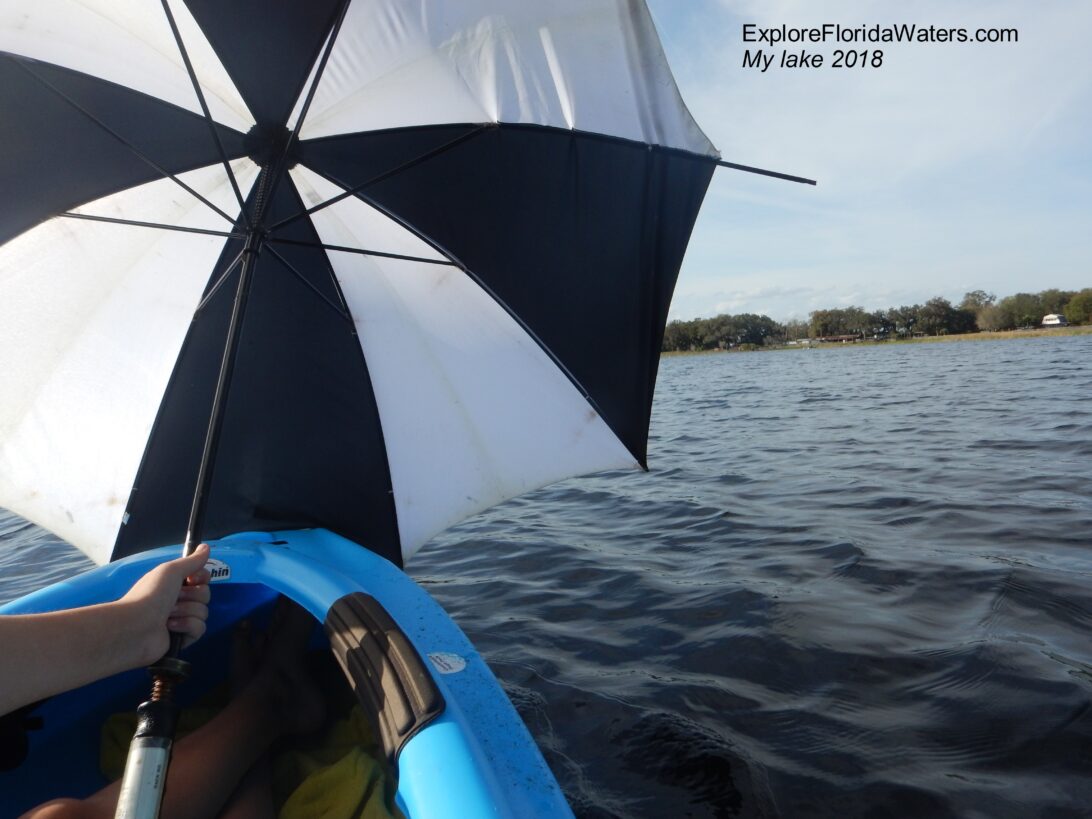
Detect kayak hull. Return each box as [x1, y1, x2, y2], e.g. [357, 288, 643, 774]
[0, 529, 573, 819]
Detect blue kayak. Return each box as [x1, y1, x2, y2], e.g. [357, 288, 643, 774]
[0, 529, 574, 819]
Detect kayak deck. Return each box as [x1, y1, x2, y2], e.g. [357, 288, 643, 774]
[0, 529, 574, 818]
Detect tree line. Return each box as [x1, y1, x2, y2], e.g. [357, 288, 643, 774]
[662, 287, 1092, 352]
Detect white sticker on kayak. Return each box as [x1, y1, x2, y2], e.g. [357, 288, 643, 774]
[205, 558, 231, 582]
[428, 652, 467, 674]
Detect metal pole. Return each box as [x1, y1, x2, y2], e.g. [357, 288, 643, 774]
[183, 223, 266, 559]
[114, 167, 271, 819]
[715, 158, 817, 186]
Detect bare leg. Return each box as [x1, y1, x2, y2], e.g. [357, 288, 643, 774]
[217, 619, 276, 819]
[22, 601, 324, 819]
[216, 759, 275, 819]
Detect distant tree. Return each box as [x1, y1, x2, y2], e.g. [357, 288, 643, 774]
[699, 314, 729, 349]
[661, 312, 785, 351]
[959, 290, 996, 312]
[782, 319, 809, 340]
[914, 297, 976, 335]
[848, 307, 870, 335]
[918, 298, 953, 335]
[1038, 288, 1075, 315]
[997, 293, 1043, 328]
[662, 320, 697, 351]
[731, 313, 780, 346]
[976, 304, 1009, 331]
[866, 310, 894, 337]
[953, 308, 977, 333]
[808, 309, 833, 338]
[1063, 289, 1092, 325]
[917, 299, 943, 334]
[809, 306, 869, 338]
[887, 304, 920, 337]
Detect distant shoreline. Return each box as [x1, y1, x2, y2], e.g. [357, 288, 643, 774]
[660, 325, 1092, 357]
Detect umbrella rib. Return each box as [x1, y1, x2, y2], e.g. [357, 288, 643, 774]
[12, 58, 238, 226]
[59, 211, 245, 239]
[267, 125, 491, 233]
[262, 0, 352, 219]
[286, 0, 350, 146]
[268, 237, 455, 266]
[264, 244, 351, 321]
[193, 246, 247, 316]
[159, 0, 251, 227]
[716, 159, 816, 186]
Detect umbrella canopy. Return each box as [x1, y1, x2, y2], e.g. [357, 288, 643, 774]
[0, 0, 718, 568]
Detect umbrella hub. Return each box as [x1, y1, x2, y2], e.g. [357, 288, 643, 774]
[245, 122, 298, 170]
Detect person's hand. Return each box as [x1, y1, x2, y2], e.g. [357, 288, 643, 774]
[119, 544, 212, 665]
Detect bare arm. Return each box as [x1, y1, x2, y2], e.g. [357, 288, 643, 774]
[0, 544, 211, 717]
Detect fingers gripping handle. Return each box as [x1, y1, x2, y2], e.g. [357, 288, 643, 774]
[164, 535, 200, 659]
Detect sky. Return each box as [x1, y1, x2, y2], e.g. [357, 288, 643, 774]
[645, 0, 1092, 322]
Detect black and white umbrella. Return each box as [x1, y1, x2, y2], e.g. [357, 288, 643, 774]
[0, 0, 796, 569]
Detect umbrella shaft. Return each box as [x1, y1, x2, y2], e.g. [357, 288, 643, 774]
[120, 168, 269, 819]
[184, 169, 272, 554]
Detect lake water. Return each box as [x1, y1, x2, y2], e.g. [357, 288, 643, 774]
[3, 335, 1091, 818]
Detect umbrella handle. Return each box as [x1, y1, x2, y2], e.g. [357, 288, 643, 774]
[164, 535, 198, 659]
[114, 547, 195, 819]
[113, 657, 188, 819]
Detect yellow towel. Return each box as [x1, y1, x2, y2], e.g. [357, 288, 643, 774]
[271, 706, 401, 819]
